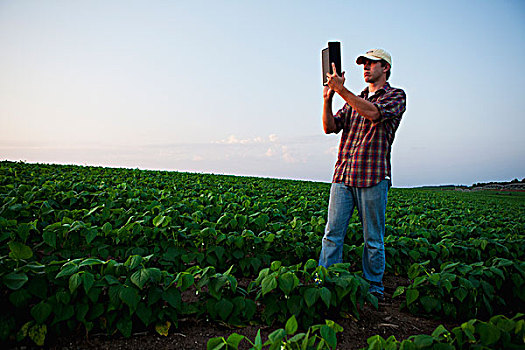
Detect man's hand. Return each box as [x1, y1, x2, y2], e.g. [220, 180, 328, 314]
[326, 62, 345, 93]
[323, 85, 335, 101]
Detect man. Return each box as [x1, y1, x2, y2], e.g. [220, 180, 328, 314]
[319, 48, 406, 301]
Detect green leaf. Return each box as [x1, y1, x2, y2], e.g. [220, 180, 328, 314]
[85, 229, 97, 244]
[454, 287, 468, 302]
[226, 333, 244, 348]
[76, 302, 89, 322]
[305, 259, 317, 270]
[320, 287, 331, 308]
[9, 289, 31, 307]
[69, 273, 82, 293]
[40, 201, 54, 216]
[136, 302, 153, 326]
[304, 287, 319, 308]
[116, 316, 132, 337]
[3, 272, 28, 290]
[261, 275, 277, 296]
[215, 299, 233, 321]
[278, 272, 295, 295]
[267, 328, 286, 344]
[42, 230, 57, 249]
[285, 315, 298, 335]
[28, 323, 47, 346]
[411, 334, 434, 347]
[320, 325, 337, 349]
[119, 286, 140, 312]
[287, 333, 306, 343]
[207, 337, 226, 350]
[420, 296, 440, 313]
[270, 261, 282, 271]
[78, 258, 105, 267]
[82, 272, 95, 294]
[477, 322, 501, 345]
[102, 222, 113, 234]
[264, 233, 275, 243]
[443, 302, 456, 318]
[17, 321, 32, 341]
[162, 286, 181, 309]
[406, 289, 419, 306]
[177, 272, 194, 291]
[325, 319, 343, 333]
[56, 264, 79, 278]
[131, 268, 150, 289]
[155, 320, 171, 336]
[8, 241, 33, 260]
[124, 255, 143, 269]
[393, 286, 405, 298]
[30, 302, 52, 324]
[287, 295, 302, 315]
[431, 324, 449, 338]
[153, 215, 168, 227]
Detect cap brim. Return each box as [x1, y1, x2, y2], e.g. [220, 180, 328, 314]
[356, 54, 382, 65]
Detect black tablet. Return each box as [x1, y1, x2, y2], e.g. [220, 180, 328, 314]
[322, 41, 342, 86]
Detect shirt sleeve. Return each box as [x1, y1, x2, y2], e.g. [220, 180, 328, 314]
[373, 88, 406, 123]
[333, 103, 351, 133]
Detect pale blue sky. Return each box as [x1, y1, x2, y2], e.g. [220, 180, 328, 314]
[1, 0, 524, 186]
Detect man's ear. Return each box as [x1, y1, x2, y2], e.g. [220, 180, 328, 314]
[383, 63, 390, 73]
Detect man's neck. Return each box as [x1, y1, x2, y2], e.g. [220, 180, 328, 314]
[368, 77, 387, 94]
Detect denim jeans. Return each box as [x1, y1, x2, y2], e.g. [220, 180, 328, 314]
[318, 180, 389, 294]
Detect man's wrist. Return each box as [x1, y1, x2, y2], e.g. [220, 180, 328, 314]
[334, 85, 346, 95]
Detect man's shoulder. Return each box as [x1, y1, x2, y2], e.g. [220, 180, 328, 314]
[383, 83, 405, 94]
[381, 84, 406, 103]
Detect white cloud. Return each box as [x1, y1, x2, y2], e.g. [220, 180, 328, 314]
[326, 146, 338, 156]
[215, 135, 267, 145]
[281, 145, 298, 163]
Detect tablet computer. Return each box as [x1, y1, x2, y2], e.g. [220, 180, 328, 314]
[322, 41, 342, 86]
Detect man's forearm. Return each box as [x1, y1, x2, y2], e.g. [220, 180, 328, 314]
[337, 87, 380, 122]
[322, 98, 338, 134]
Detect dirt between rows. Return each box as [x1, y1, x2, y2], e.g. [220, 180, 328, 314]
[39, 275, 464, 350]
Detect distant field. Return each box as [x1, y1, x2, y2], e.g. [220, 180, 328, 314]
[1, 161, 523, 349]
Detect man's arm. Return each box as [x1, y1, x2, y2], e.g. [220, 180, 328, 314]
[336, 88, 380, 122]
[322, 86, 338, 134]
[326, 64, 380, 122]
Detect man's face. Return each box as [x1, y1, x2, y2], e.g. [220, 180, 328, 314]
[363, 59, 386, 83]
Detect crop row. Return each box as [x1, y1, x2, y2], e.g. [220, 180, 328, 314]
[2, 163, 523, 279]
[1, 246, 377, 346]
[394, 258, 525, 319]
[208, 313, 525, 350]
[362, 313, 525, 350]
[1, 208, 522, 278]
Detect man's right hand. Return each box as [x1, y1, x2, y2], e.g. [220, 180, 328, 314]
[323, 86, 335, 101]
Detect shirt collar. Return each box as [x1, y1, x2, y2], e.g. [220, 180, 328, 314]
[361, 82, 391, 98]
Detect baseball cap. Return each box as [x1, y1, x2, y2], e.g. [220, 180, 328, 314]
[356, 49, 392, 67]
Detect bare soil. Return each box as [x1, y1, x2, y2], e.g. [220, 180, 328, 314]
[41, 275, 462, 350]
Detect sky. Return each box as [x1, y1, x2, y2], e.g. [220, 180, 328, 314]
[1, 0, 524, 187]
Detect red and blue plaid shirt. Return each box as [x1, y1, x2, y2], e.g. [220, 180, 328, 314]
[332, 82, 406, 187]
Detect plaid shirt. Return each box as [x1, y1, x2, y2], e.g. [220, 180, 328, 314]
[332, 82, 406, 187]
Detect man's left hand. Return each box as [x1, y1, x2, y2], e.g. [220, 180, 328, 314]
[326, 62, 345, 93]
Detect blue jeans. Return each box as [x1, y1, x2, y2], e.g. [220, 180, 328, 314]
[319, 180, 389, 294]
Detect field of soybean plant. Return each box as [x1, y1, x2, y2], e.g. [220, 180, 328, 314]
[1, 161, 524, 349]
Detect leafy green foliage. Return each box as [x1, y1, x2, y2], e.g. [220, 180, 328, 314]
[0, 161, 524, 346]
[394, 258, 525, 318]
[207, 316, 343, 350]
[362, 313, 525, 349]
